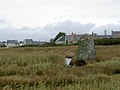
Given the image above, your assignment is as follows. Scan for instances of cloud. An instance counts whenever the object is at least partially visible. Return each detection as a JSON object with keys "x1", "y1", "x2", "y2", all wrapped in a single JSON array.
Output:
[
  {"x1": 118, "y1": 20, "x2": 120, "y2": 23},
  {"x1": 0, "y1": 26, "x2": 46, "y2": 41},
  {"x1": 0, "y1": 20, "x2": 95, "y2": 41},
  {"x1": 0, "y1": 18, "x2": 12, "y2": 28},
  {"x1": 0, "y1": 20, "x2": 120, "y2": 41},
  {"x1": 0, "y1": 19, "x2": 7, "y2": 24},
  {"x1": 94, "y1": 23, "x2": 120, "y2": 35},
  {"x1": 43, "y1": 20, "x2": 95, "y2": 34}
]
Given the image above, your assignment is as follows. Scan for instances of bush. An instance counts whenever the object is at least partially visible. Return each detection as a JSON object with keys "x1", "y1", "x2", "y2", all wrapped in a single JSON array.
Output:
[
  {"x1": 0, "y1": 44, "x2": 6, "y2": 47},
  {"x1": 94, "y1": 38, "x2": 120, "y2": 45}
]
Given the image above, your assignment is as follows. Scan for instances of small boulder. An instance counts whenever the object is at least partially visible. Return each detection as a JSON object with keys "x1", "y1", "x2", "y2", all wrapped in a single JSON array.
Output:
[{"x1": 69, "y1": 58, "x2": 86, "y2": 66}]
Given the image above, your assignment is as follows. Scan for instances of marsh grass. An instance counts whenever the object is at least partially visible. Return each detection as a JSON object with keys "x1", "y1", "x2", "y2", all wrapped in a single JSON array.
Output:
[{"x1": 0, "y1": 46, "x2": 120, "y2": 90}]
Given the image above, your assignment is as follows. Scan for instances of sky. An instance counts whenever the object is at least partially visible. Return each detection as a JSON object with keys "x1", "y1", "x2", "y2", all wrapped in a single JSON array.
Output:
[{"x1": 0, "y1": 0, "x2": 120, "y2": 41}]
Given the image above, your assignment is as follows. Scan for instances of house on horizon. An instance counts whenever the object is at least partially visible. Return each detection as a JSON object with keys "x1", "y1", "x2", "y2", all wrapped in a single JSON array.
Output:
[
  {"x1": 0, "y1": 41, "x2": 6, "y2": 45},
  {"x1": 96, "y1": 30, "x2": 120, "y2": 39},
  {"x1": 23, "y1": 39, "x2": 34, "y2": 45},
  {"x1": 55, "y1": 32, "x2": 97, "y2": 45},
  {"x1": 7, "y1": 40, "x2": 18, "y2": 47},
  {"x1": 0, "y1": 41, "x2": 7, "y2": 47},
  {"x1": 33, "y1": 41, "x2": 46, "y2": 45},
  {"x1": 55, "y1": 33, "x2": 82, "y2": 45},
  {"x1": 23, "y1": 39, "x2": 46, "y2": 45},
  {"x1": 112, "y1": 31, "x2": 120, "y2": 38},
  {"x1": 55, "y1": 30, "x2": 120, "y2": 45}
]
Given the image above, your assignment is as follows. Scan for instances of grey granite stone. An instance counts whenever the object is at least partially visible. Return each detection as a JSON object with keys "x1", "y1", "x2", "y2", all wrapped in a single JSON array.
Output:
[{"x1": 77, "y1": 34, "x2": 96, "y2": 61}]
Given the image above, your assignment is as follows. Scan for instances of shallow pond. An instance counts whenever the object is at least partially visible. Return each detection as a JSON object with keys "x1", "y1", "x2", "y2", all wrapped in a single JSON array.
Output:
[{"x1": 65, "y1": 58, "x2": 72, "y2": 66}]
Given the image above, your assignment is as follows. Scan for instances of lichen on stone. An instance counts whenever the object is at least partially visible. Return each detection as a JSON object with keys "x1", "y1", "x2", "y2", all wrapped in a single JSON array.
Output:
[{"x1": 77, "y1": 34, "x2": 96, "y2": 61}]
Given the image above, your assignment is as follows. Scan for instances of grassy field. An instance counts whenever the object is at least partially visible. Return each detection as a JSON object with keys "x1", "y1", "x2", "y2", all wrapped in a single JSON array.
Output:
[{"x1": 0, "y1": 46, "x2": 120, "y2": 90}]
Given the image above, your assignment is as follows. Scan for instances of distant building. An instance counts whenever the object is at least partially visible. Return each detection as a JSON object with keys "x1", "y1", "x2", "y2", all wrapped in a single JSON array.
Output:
[
  {"x1": 33, "y1": 41, "x2": 46, "y2": 45},
  {"x1": 55, "y1": 30, "x2": 120, "y2": 45},
  {"x1": 92, "y1": 30, "x2": 113, "y2": 39},
  {"x1": 23, "y1": 39, "x2": 46, "y2": 45},
  {"x1": 1, "y1": 41, "x2": 6, "y2": 45},
  {"x1": 112, "y1": 31, "x2": 120, "y2": 38},
  {"x1": 96, "y1": 35, "x2": 113, "y2": 39},
  {"x1": 23, "y1": 39, "x2": 34, "y2": 45},
  {"x1": 55, "y1": 33, "x2": 82, "y2": 45},
  {"x1": 0, "y1": 41, "x2": 7, "y2": 47},
  {"x1": 65, "y1": 34, "x2": 82, "y2": 44},
  {"x1": 96, "y1": 30, "x2": 120, "y2": 39},
  {"x1": 7, "y1": 40, "x2": 18, "y2": 47}
]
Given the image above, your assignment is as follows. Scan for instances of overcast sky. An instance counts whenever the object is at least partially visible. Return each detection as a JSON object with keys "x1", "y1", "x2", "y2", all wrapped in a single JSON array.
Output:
[{"x1": 0, "y1": 0, "x2": 120, "y2": 41}]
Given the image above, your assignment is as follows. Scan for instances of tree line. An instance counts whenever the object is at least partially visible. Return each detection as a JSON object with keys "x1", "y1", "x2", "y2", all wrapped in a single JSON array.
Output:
[{"x1": 94, "y1": 38, "x2": 120, "y2": 45}]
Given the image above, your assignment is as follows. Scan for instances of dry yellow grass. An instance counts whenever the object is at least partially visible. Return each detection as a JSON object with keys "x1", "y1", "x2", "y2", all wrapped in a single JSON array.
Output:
[{"x1": 0, "y1": 45, "x2": 120, "y2": 90}]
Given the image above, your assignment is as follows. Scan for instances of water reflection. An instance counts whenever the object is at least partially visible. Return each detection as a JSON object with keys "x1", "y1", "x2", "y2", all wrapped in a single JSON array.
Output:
[{"x1": 65, "y1": 58, "x2": 72, "y2": 66}]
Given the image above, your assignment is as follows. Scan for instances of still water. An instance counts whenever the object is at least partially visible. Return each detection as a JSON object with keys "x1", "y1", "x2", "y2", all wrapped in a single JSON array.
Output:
[{"x1": 65, "y1": 58, "x2": 72, "y2": 66}]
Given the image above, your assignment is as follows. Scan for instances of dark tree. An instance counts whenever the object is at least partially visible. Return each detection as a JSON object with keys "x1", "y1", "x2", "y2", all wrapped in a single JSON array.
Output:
[{"x1": 53, "y1": 32, "x2": 66, "y2": 42}]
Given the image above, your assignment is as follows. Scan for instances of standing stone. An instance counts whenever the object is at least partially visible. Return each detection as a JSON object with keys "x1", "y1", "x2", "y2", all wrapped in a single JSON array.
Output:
[{"x1": 77, "y1": 34, "x2": 96, "y2": 61}]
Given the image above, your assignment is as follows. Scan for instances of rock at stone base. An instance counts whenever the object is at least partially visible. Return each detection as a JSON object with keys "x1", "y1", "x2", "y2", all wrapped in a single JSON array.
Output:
[
  {"x1": 69, "y1": 59, "x2": 86, "y2": 66},
  {"x1": 77, "y1": 34, "x2": 96, "y2": 61}
]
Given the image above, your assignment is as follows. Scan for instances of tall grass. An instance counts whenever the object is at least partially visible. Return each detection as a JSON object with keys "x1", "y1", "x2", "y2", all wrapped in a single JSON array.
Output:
[{"x1": 0, "y1": 46, "x2": 120, "y2": 90}]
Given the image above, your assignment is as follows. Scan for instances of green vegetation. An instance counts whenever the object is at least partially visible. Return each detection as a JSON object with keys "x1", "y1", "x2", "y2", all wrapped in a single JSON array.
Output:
[
  {"x1": 95, "y1": 38, "x2": 120, "y2": 45},
  {"x1": 0, "y1": 46, "x2": 120, "y2": 90},
  {"x1": 0, "y1": 44, "x2": 6, "y2": 47}
]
